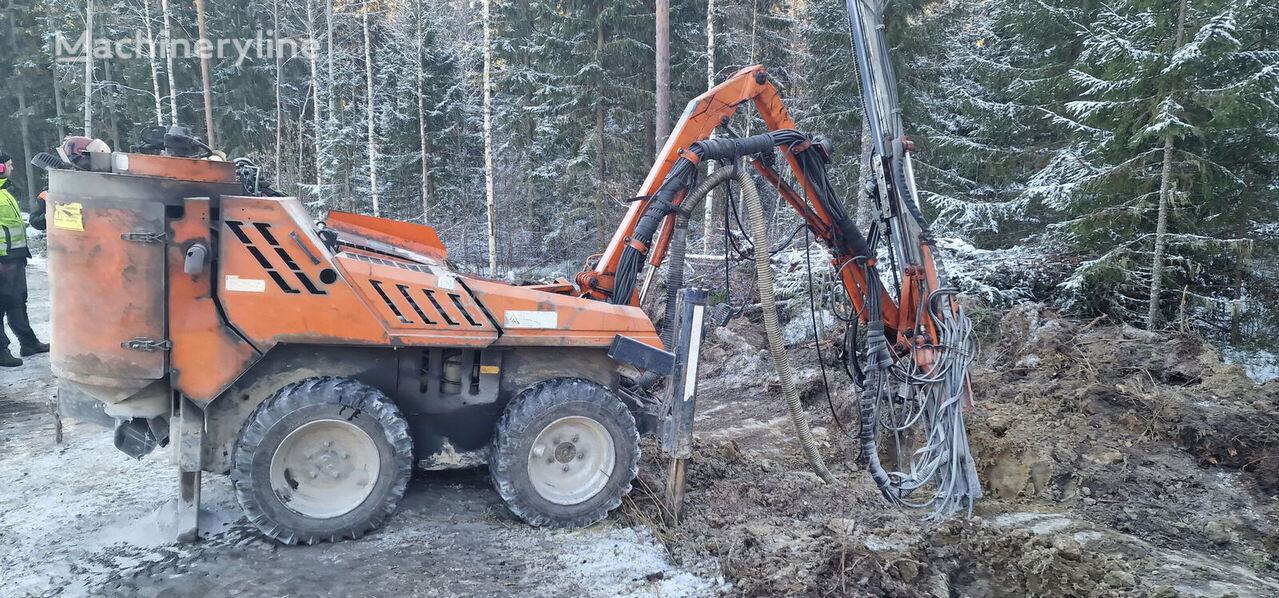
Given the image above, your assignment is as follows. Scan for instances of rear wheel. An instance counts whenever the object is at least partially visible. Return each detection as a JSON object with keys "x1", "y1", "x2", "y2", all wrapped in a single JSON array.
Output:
[
  {"x1": 490, "y1": 378, "x2": 639, "y2": 528},
  {"x1": 231, "y1": 377, "x2": 413, "y2": 544}
]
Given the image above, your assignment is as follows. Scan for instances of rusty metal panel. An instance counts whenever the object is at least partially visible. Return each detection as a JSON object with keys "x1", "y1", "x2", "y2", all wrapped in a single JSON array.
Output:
[
  {"x1": 47, "y1": 194, "x2": 168, "y2": 389},
  {"x1": 460, "y1": 276, "x2": 662, "y2": 349},
  {"x1": 217, "y1": 196, "x2": 390, "y2": 349},
  {"x1": 326, "y1": 210, "x2": 448, "y2": 262},
  {"x1": 168, "y1": 198, "x2": 262, "y2": 404},
  {"x1": 111, "y1": 153, "x2": 237, "y2": 183},
  {"x1": 336, "y1": 254, "x2": 498, "y2": 346}
]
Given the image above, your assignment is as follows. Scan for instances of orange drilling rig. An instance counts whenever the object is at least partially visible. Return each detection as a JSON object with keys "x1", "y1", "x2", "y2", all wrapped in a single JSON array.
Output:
[{"x1": 46, "y1": 1, "x2": 978, "y2": 546}]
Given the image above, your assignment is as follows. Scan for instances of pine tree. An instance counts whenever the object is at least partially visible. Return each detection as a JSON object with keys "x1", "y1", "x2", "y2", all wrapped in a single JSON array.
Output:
[{"x1": 1046, "y1": 0, "x2": 1279, "y2": 325}]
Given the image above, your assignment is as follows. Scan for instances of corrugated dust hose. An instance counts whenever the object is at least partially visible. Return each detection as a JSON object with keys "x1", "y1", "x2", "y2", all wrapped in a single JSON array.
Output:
[{"x1": 735, "y1": 163, "x2": 836, "y2": 483}]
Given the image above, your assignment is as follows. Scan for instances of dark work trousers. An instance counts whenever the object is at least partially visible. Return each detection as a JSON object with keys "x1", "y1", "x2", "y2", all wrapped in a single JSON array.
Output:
[{"x1": 0, "y1": 258, "x2": 39, "y2": 351}]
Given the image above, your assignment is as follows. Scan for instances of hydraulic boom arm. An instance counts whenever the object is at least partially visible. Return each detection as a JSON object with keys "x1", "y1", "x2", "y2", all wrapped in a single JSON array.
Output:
[
  {"x1": 573, "y1": 0, "x2": 981, "y2": 519},
  {"x1": 577, "y1": 65, "x2": 901, "y2": 334}
]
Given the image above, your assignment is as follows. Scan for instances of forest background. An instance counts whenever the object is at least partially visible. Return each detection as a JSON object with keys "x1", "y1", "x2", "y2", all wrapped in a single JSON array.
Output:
[{"x1": 1, "y1": 0, "x2": 1276, "y2": 350}]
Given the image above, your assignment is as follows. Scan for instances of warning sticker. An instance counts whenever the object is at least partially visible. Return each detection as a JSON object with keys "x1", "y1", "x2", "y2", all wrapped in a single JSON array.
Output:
[
  {"x1": 504, "y1": 310, "x2": 558, "y2": 329},
  {"x1": 53, "y1": 203, "x2": 84, "y2": 231},
  {"x1": 479, "y1": 365, "x2": 500, "y2": 375},
  {"x1": 225, "y1": 275, "x2": 267, "y2": 293}
]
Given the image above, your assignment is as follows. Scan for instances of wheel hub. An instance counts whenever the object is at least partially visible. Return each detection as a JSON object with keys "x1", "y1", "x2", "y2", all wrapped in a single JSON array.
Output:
[
  {"x1": 554, "y1": 442, "x2": 577, "y2": 463},
  {"x1": 527, "y1": 416, "x2": 615, "y2": 506},
  {"x1": 270, "y1": 419, "x2": 380, "y2": 519}
]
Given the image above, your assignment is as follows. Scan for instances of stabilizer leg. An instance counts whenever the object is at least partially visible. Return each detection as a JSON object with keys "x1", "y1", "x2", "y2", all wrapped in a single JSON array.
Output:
[
  {"x1": 174, "y1": 396, "x2": 203, "y2": 543},
  {"x1": 661, "y1": 288, "x2": 708, "y2": 524}
]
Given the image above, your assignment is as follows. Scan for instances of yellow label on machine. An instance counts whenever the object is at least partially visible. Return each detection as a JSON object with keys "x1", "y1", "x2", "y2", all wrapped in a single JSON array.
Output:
[
  {"x1": 480, "y1": 365, "x2": 500, "y2": 375},
  {"x1": 53, "y1": 203, "x2": 84, "y2": 231}
]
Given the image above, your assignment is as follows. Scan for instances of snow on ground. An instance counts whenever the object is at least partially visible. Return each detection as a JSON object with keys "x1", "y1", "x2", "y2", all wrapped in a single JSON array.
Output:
[
  {"x1": 1221, "y1": 347, "x2": 1279, "y2": 384},
  {"x1": 0, "y1": 263, "x2": 723, "y2": 597},
  {"x1": 0, "y1": 420, "x2": 187, "y2": 595}
]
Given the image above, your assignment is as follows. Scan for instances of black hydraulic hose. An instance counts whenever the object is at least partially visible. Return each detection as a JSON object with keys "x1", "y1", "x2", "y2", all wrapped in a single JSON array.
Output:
[
  {"x1": 662, "y1": 220, "x2": 687, "y2": 348},
  {"x1": 890, "y1": 138, "x2": 930, "y2": 231},
  {"x1": 613, "y1": 129, "x2": 872, "y2": 304},
  {"x1": 661, "y1": 166, "x2": 737, "y2": 346},
  {"x1": 857, "y1": 261, "x2": 898, "y2": 502},
  {"x1": 612, "y1": 133, "x2": 781, "y2": 305}
]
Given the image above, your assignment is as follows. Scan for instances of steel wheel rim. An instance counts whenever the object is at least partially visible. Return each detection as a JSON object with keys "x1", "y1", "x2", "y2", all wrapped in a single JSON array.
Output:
[
  {"x1": 269, "y1": 419, "x2": 381, "y2": 519},
  {"x1": 526, "y1": 415, "x2": 616, "y2": 506}
]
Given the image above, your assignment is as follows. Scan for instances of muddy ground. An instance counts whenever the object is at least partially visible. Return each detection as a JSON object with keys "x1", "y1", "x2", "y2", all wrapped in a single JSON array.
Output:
[
  {"x1": 621, "y1": 302, "x2": 1279, "y2": 597},
  {"x1": 3, "y1": 262, "x2": 1278, "y2": 597}
]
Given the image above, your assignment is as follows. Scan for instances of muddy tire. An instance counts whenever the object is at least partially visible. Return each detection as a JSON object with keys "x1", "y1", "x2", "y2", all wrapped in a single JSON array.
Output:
[
  {"x1": 231, "y1": 377, "x2": 413, "y2": 544},
  {"x1": 489, "y1": 378, "x2": 639, "y2": 528}
]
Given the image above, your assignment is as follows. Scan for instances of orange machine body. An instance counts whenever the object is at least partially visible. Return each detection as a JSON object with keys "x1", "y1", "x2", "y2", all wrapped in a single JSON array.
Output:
[{"x1": 46, "y1": 152, "x2": 661, "y2": 470}]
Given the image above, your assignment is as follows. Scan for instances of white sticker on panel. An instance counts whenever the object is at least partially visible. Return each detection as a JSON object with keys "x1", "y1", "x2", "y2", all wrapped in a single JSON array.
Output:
[
  {"x1": 225, "y1": 275, "x2": 267, "y2": 293},
  {"x1": 503, "y1": 310, "x2": 558, "y2": 329}
]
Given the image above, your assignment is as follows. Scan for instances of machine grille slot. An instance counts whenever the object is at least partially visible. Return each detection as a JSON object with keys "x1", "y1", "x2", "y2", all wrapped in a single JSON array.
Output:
[
  {"x1": 243, "y1": 245, "x2": 275, "y2": 269},
  {"x1": 266, "y1": 271, "x2": 300, "y2": 294},
  {"x1": 224, "y1": 220, "x2": 253, "y2": 243},
  {"x1": 340, "y1": 251, "x2": 431, "y2": 273},
  {"x1": 398, "y1": 284, "x2": 435, "y2": 324},
  {"x1": 269, "y1": 246, "x2": 326, "y2": 294},
  {"x1": 252, "y1": 222, "x2": 281, "y2": 245},
  {"x1": 448, "y1": 293, "x2": 484, "y2": 327},
  {"x1": 422, "y1": 290, "x2": 459, "y2": 326},
  {"x1": 369, "y1": 279, "x2": 411, "y2": 323},
  {"x1": 224, "y1": 220, "x2": 316, "y2": 294}
]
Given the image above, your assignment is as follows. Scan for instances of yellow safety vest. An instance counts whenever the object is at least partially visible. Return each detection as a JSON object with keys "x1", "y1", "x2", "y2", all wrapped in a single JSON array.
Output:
[{"x1": 0, "y1": 179, "x2": 28, "y2": 258}]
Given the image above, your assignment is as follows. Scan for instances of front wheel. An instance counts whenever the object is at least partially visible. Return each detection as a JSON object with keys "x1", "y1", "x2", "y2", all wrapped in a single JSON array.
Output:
[
  {"x1": 489, "y1": 378, "x2": 640, "y2": 528},
  {"x1": 231, "y1": 377, "x2": 413, "y2": 544}
]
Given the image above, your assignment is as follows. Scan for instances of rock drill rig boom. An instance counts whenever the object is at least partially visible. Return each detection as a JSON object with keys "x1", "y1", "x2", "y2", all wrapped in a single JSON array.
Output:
[{"x1": 563, "y1": 0, "x2": 981, "y2": 517}]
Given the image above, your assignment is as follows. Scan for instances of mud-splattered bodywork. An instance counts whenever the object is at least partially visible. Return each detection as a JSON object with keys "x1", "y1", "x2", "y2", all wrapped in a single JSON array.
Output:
[{"x1": 46, "y1": 152, "x2": 662, "y2": 471}]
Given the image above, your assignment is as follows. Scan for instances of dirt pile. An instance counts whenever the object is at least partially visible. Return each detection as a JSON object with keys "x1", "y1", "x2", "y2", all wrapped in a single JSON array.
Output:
[{"x1": 629, "y1": 303, "x2": 1279, "y2": 596}]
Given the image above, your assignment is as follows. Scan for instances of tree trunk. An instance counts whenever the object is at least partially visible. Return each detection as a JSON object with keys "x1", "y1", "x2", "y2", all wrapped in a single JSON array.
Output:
[
  {"x1": 655, "y1": 0, "x2": 670, "y2": 156},
  {"x1": 702, "y1": 0, "x2": 715, "y2": 254},
  {"x1": 327, "y1": 0, "x2": 336, "y2": 129},
  {"x1": 54, "y1": 67, "x2": 66, "y2": 142},
  {"x1": 9, "y1": 11, "x2": 36, "y2": 205},
  {"x1": 416, "y1": 0, "x2": 432, "y2": 222},
  {"x1": 306, "y1": 0, "x2": 324, "y2": 203},
  {"x1": 362, "y1": 0, "x2": 379, "y2": 216},
  {"x1": 143, "y1": 0, "x2": 163, "y2": 125},
  {"x1": 16, "y1": 81, "x2": 35, "y2": 206},
  {"x1": 83, "y1": 0, "x2": 93, "y2": 136},
  {"x1": 1147, "y1": 137, "x2": 1175, "y2": 330},
  {"x1": 161, "y1": 0, "x2": 178, "y2": 126},
  {"x1": 195, "y1": 0, "x2": 216, "y2": 146},
  {"x1": 744, "y1": 0, "x2": 758, "y2": 136},
  {"x1": 483, "y1": 0, "x2": 497, "y2": 276},
  {"x1": 857, "y1": 114, "x2": 873, "y2": 229},
  {"x1": 595, "y1": 9, "x2": 608, "y2": 247},
  {"x1": 103, "y1": 59, "x2": 120, "y2": 150},
  {"x1": 1147, "y1": 0, "x2": 1190, "y2": 330},
  {"x1": 1230, "y1": 222, "x2": 1247, "y2": 344},
  {"x1": 274, "y1": 0, "x2": 283, "y2": 179}
]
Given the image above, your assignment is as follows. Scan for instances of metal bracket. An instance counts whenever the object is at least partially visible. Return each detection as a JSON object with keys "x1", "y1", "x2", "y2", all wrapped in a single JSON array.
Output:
[
  {"x1": 122, "y1": 338, "x2": 173, "y2": 351},
  {"x1": 608, "y1": 335, "x2": 676, "y2": 377},
  {"x1": 121, "y1": 231, "x2": 168, "y2": 244},
  {"x1": 661, "y1": 287, "x2": 709, "y2": 524},
  {"x1": 661, "y1": 288, "x2": 709, "y2": 459}
]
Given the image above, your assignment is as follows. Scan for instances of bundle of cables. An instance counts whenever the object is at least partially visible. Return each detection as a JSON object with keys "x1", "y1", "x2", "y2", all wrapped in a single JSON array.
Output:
[{"x1": 621, "y1": 127, "x2": 981, "y2": 519}]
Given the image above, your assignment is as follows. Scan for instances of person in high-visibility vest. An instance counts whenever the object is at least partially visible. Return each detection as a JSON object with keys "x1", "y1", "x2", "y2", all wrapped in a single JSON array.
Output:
[{"x1": 0, "y1": 150, "x2": 48, "y2": 367}]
